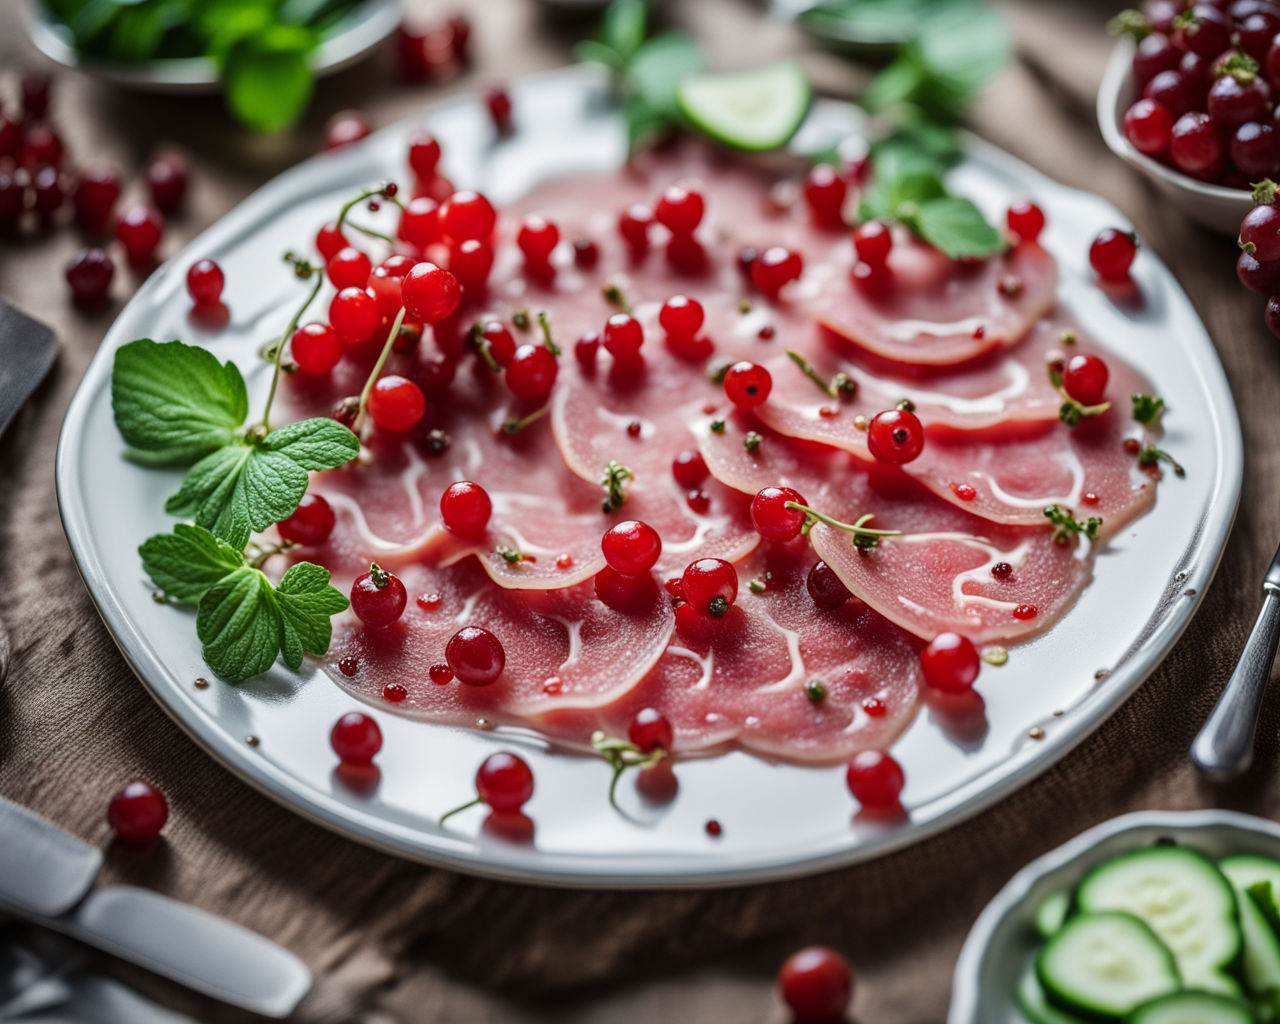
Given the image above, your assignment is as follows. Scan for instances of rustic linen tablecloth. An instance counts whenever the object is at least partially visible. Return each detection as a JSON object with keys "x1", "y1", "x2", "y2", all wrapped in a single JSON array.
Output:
[{"x1": 0, "y1": 0, "x2": 1275, "y2": 1020}]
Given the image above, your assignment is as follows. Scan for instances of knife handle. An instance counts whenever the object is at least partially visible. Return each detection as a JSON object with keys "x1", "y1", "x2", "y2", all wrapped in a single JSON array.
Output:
[{"x1": 1191, "y1": 588, "x2": 1280, "y2": 779}]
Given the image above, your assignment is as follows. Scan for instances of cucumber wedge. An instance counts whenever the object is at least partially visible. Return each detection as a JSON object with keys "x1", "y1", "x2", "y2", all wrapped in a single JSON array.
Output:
[
  {"x1": 1076, "y1": 846, "x2": 1243, "y2": 997},
  {"x1": 1036, "y1": 912, "x2": 1180, "y2": 1020},
  {"x1": 1037, "y1": 891, "x2": 1071, "y2": 940},
  {"x1": 675, "y1": 61, "x2": 811, "y2": 152},
  {"x1": 1128, "y1": 991, "x2": 1256, "y2": 1024},
  {"x1": 1017, "y1": 959, "x2": 1089, "y2": 1024},
  {"x1": 1220, "y1": 856, "x2": 1280, "y2": 1005}
]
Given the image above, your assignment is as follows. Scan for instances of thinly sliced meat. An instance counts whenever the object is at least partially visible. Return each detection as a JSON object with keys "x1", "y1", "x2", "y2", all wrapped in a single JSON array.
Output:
[
  {"x1": 325, "y1": 559, "x2": 674, "y2": 722},
  {"x1": 590, "y1": 543, "x2": 923, "y2": 764},
  {"x1": 693, "y1": 415, "x2": 1094, "y2": 643},
  {"x1": 805, "y1": 233, "x2": 1058, "y2": 370}
]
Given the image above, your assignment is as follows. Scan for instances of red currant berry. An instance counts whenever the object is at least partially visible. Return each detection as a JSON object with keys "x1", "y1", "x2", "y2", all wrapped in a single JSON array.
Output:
[
  {"x1": 602, "y1": 520, "x2": 662, "y2": 576},
  {"x1": 440, "y1": 190, "x2": 496, "y2": 241},
  {"x1": 1169, "y1": 111, "x2": 1225, "y2": 180},
  {"x1": 506, "y1": 343, "x2": 559, "y2": 401},
  {"x1": 21, "y1": 123, "x2": 63, "y2": 170},
  {"x1": 381, "y1": 254, "x2": 418, "y2": 276},
  {"x1": 1242, "y1": 201, "x2": 1280, "y2": 260},
  {"x1": 1124, "y1": 98, "x2": 1175, "y2": 155},
  {"x1": 485, "y1": 85, "x2": 513, "y2": 134},
  {"x1": 323, "y1": 246, "x2": 368, "y2": 292},
  {"x1": 574, "y1": 238, "x2": 599, "y2": 268},
  {"x1": 846, "y1": 749, "x2": 904, "y2": 807},
  {"x1": 277, "y1": 493, "x2": 336, "y2": 546},
  {"x1": 446, "y1": 625, "x2": 505, "y2": 685},
  {"x1": 1007, "y1": 200, "x2": 1046, "y2": 243},
  {"x1": 351, "y1": 564, "x2": 408, "y2": 627},
  {"x1": 921, "y1": 633, "x2": 980, "y2": 692},
  {"x1": 476, "y1": 751, "x2": 532, "y2": 811},
  {"x1": 398, "y1": 196, "x2": 440, "y2": 249},
  {"x1": 146, "y1": 155, "x2": 187, "y2": 215},
  {"x1": 1063, "y1": 354, "x2": 1109, "y2": 406},
  {"x1": 682, "y1": 557, "x2": 738, "y2": 617},
  {"x1": 686, "y1": 489, "x2": 710, "y2": 514},
  {"x1": 449, "y1": 238, "x2": 494, "y2": 289},
  {"x1": 750, "y1": 486, "x2": 807, "y2": 542},
  {"x1": 408, "y1": 131, "x2": 442, "y2": 179},
  {"x1": 316, "y1": 220, "x2": 349, "y2": 261},
  {"x1": 1175, "y1": 5, "x2": 1231, "y2": 58},
  {"x1": 659, "y1": 295, "x2": 704, "y2": 340},
  {"x1": 804, "y1": 163, "x2": 848, "y2": 228},
  {"x1": 595, "y1": 565, "x2": 658, "y2": 613},
  {"x1": 724, "y1": 361, "x2": 772, "y2": 408},
  {"x1": 330, "y1": 712, "x2": 382, "y2": 763},
  {"x1": 291, "y1": 322, "x2": 342, "y2": 374},
  {"x1": 603, "y1": 313, "x2": 644, "y2": 360},
  {"x1": 330, "y1": 286, "x2": 378, "y2": 344},
  {"x1": 778, "y1": 946, "x2": 854, "y2": 1023},
  {"x1": 115, "y1": 204, "x2": 163, "y2": 266},
  {"x1": 992, "y1": 561, "x2": 1013, "y2": 578},
  {"x1": 853, "y1": 220, "x2": 893, "y2": 265},
  {"x1": 655, "y1": 183, "x2": 704, "y2": 235},
  {"x1": 867, "y1": 408, "x2": 925, "y2": 464},
  {"x1": 518, "y1": 214, "x2": 559, "y2": 264},
  {"x1": 575, "y1": 331, "x2": 600, "y2": 369},
  {"x1": 1089, "y1": 229, "x2": 1139, "y2": 280},
  {"x1": 324, "y1": 110, "x2": 371, "y2": 150},
  {"x1": 619, "y1": 203, "x2": 654, "y2": 255},
  {"x1": 629, "y1": 708, "x2": 673, "y2": 752},
  {"x1": 807, "y1": 560, "x2": 852, "y2": 611},
  {"x1": 401, "y1": 262, "x2": 460, "y2": 323},
  {"x1": 751, "y1": 246, "x2": 803, "y2": 297},
  {"x1": 65, "y1": 247, "x2": 114, "y2": 308},
  {"x1": 74, "y1": 164, "x2": 120, "y2": 233},
  {"x1": 440, "y1": 481, "x2": 492, "y2": 538},
  {"x1": 672, "y1": 449, "x2": 708, "y2": 489},
  {"x1": 477, "y1": 320, "x2": 516, "y2": 366},
  {"x1": 368, "y1": 265, "x2": 404, "y2": 323},
  {"x1": 1238, "y1": 250, "x2": 1280, "y2": 294},
  {"x1": 186, "y1": 259, "x2": 224, "y2": 306},
  {"x1": 368, "y1": 374, "x2": 425, "y2": 431},
  {"x1": 108, "y1": 780, "x2": 169, "y2": 845}
]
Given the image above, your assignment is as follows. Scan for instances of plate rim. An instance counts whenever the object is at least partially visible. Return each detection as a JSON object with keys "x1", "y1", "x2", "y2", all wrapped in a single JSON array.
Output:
[{"x1": 54, "y1": 65, "x2": 1245, "y2": 888}]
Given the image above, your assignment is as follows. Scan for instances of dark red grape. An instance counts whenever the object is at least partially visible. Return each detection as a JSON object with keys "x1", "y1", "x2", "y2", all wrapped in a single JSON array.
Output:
[
  {"x1": 1134, "y1": 31, "x2": 1182, "y2": 87},
  {"x1": 1238, "y1": 250, "x2": 1280, "y2": 293},
  {"x1": 1170, "y1": 111, "x2": 1227, "y2": 179},
  {"x1": 1232, "y1": 121, "x2": 1280, "y2": 175},
  {"x1": 1144, "y1": 69, "x2": 1195, "y2": 116}
]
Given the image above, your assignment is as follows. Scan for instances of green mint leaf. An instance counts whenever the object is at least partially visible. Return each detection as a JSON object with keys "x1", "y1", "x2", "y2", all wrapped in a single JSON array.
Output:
[
  {"x1": 602, "y1": 0, "x2": 646, "y2": 60},
  {"x1": 196, "y1": 567, "x2": 283, "y2": 683},
  {"x1": 165, "y1": 443, "x2": 255, "y2": 549},
  {"x1": 573, "y1": 39, "x2": 625, "y2": 71},
  {"x1": 274, "y1": 561, "x2": 349, "y2": 670},
  {"x1": 915, "y1": 4, "x2": 1008, "y2": 100},
  {"x1": 860, "y1": 165, "x2": 946, "y2": 223},
  {"x1": 860, "y1": 53, "x2": 928, "y2": 114},
  {"x1": 139, "y1": 523, "x2": 246, "y2": 604},
  {"x1": 627, "y1": 32, "x2": 705, "y2": 116},
  {"x1": 112, "y1": 339, "x2": 249, "y2": 467},
  {"x1": 260, "y1": 416, "x2": 359, "y2": 470},
  {"x1": 908, "y1": 196, "x2": 1006, "y2": 259},
  {"x1": 222, "y1": 24, "x2": 316, "y2": 133}
]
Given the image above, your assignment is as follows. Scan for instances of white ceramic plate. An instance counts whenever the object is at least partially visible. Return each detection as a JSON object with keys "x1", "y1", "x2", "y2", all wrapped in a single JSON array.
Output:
[
  {"x1": 27, "y1": 0, "x2": 402, "y2": 95},
  {"x1": 56, "y1": 66, "x2": 1242, "y2": 887},
  {"x1": 947, "y1": 809, "x2": 1280, "y2": 1023}
]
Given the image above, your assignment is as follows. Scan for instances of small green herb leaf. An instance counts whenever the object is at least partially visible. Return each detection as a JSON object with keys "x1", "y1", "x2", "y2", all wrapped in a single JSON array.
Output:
[
  {"x1": 275, "y1": 561, "x2": 349, "y2": 671},
  {"x1": 260, "y1": 415, "x2": 360, "y2": 470},
  {"x1": 197, "y1": 567, "x2": 283, "y2": 683},
  {"x1": 1131, "y1": 393, "x2": 1165, "y2": 426},
  {"x1": 905, "y1": 196, "x2": 1006, "y2": 259},
  {"x1": 1043, "y1": 504, "x2": 1101, "y2": 543},
  {"x1": 139, "y1": 523, "x2": 246, "y2": 604}
]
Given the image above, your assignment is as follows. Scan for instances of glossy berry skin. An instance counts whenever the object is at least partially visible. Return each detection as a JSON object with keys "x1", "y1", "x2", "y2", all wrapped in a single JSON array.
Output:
[
  {"x1": 778, "y1": 946, "x2": 854, "y2": 1023},
  {"x1": 1237, "y1": 250, "x2": 1280, "y2": 294},
  {"x1": 1133, "y1": 31, "x2": 1181, "y2": 88},
  {"x1": 659, "y1": 295, "x2": 704, "y2": 340},
  {"x1": 327, "y1": 246, "x2": 371, "y2": 290},
  {"x1": 316, "y1": 220, "x2": 349, "y2": 261},
  {"x1": 351, "y1": 566, "x2": 407, "y2": 628},
  {"x1": 672, "y1": 449, "x2": 708, "y2": 489},
  {"x1": 476, "y1": 752, "x2": 533, "y2": 811},
  {"x1": 751, "y1": 246, "x2": 803, "y2": 297},
  {"x1": 448, "y1": 238, "x2": 494, "y2": 289},
  {"x1": 330, "y1": 287, "x2": 378, "y2": 344},
  {"x1": 655, "y1": 184, "x2": 704, "y2": 235},
  {"x1": 291, "y1": 322, "x2": 342, "y2": 374},
  {"x1": 330, "y1": 712, "x2": 382, "y2": 764},
  {"x1": 1241, "y1": 202, "x2": 1280, "y2": 260},
  {"x1": 324, "y1": 111, "x2": 372, "y2": 150},
  {"x1": 186, "y1": 259, "x2": 224, "y2": 305},
  {"x1": 1089, "y1": 229, "x2": 1139, "y2": 280},
  {"x1": 446, "y1": 626, "x2": 506, "y2": 685},
  {"x1": 439, "y1": 190, "x2": 496, "y2": 241},
  {"x1": 603, "y1": 314, "x2": 644, "y2": 360},
  {"x1": 808, "y1": 560, "x2": 853, "y2": 611},
  {"x1": 478, "y1": 320, "x2": 516, "y2": 366},
  {"x1": 619, "y1": 203, "x2": 654, "y2": 255},
  {"x1": 1208, "y1": 72, "x2": 1271, "y2": 129},
  {"x1": 401, "y1": 262, "x2": 460, "y2": 324},
  {"x1": 381, "y1": 254, "x2": 418, "y2": 276},
  {"x1": 724, "y1": 361, "x2": 772, "y2": 408},
  {"x1": 574, "y1": 238, "x2": 599, "y2": 268},
  {"x1": 277, "y1": 493, "x2": 336, "y2": 546},
  {"x1": 440, "y1": 481, "x2": 492, "y2": 538},
  {"x1": 921, "y1": 633, "x2": 980, "y2": 693},
  {"x1": 1143, "y1": 69, "x2": 1193, "y2": 118},
  {"x1": 31, "y1": 166, "x2": 62, "y2": 218},
  {"x1": 854, "y1": 220, "x2": 892, "y2": 265},
  {"x1": 1169, "y1": 111, "x2": 1225, "y2": 179},
  {"x1": 1232, "y1": 122, "x2": 1279, "y2": 177},
  {"x1": 682, "y1": 558, "x2": 738, "y2": 617},
  {"x1": 368, "y1": 374, "x2": 426, "y2": 431},
  {"x1": 804, "y1": 164, "x2": 848, "y2": 228},
  {"x1": 486, "y1": 86, "x2": 513, "y2": 134},
  {"x1": 22, "y1": 124, "x2": 63, "y2": 170},
  {"x1": 1175, "y1": 5, "x2": 1231, "y2": 58},
  {"x1": 751, "y1": 487, "x2": 807, "y2": 542},
  {"x1": 108, "y1": 781, "x2": 169, "y2": 845},
  {"x1": 66, "y1": 247, "x2": 114, "y2": 308},
  {"x1": 1062, "y1": 354, "x2": 1109, "y2": 406},
  {"x1": 1124, "y1": 99, "x2": 1174, "y2": 155},
  {"x1": 1241, "y1": 10, "x2": 1280, "y2": 62},
  {"x1": 115, "y1": 205, "x2": 163, "y2": 265},
  {"x1": 602, "y1": 520, "x2": 662, "y2": 576},
  {"x1": 846, "y1": 749, "x2": 905, "y2": 807},
  {"x1": 1266, "y1": 294, "x2": 1280, "y2": 339},
  {"x1": 866, "y1": 409, "x2": 924, "y2": 464},
  {"x1": 506, "y1": 343, "x2": 558, "y2": 401},
  {"x1": 629, "y1": 708, "x2": 673, "y2": 753},
  {"x1": 1006, "y1": 200, "x2": 1046, "y2": 243},
  {"x1": 74, "y1": 164, "x2": 120, "y2": 233},
  {"x1": 408, "y1": 131, "x2": 442, "y2": 178},
  {"x1": 518, "y1": 215, "x2": 559, "y2": 264},
  {"x1": 575, "y1": 331, "x2": 600, "y2": 369},
  {"x1": 146, "y1": 155, "x2": 187, "y2": 215},
  {"x1": 368, "y1": 266, "x2": 405, "y2": 325}
]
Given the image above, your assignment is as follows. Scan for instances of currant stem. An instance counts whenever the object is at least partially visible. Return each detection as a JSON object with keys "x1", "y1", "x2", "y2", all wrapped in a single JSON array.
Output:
[
  {"x1": 602, "y1": 284, "x2": 632, "y2": 315},
  {"x1": 537, "y1": 311, "x2": 561, "y2": 356},
  {"x1": 439, "y1": 795, "x2": 483, "y2": 826},
  {"x1": 344, "y1": 220, "x2": 396, "y2": 245},
  {"x1": 249, "y1": 540, "x2": 297, "y2": 569},
  {"x1": 786, "y1": 349, "x2": 844, "y2": 399},
  {"x1": 502, "y1": 405, "x2": 549, "y2": 435},
  {"x1": 354, "y1": 305, "x2": 408, "y2": 434},
  {"x1": 260, "y1": 268, "x2": 324, "y2": 429},
  {"x1": 336, "y1": 183, "x2": 394, "y2": 234},
  {"x1": 785, "y1": 502, "x2": 902, "y2": 541}
]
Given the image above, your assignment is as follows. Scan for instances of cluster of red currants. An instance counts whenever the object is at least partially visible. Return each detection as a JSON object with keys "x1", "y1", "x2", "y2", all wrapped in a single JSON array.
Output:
[
  {"x1": 1120, "y1": 0, "x2": 1280, "y2": 185},
  {"x1": 1235, "y1": 178, "x2": 1280, "y2": 333},
  {"x1": 394, "y1": 12, "x2": 471, "y2": 84}
]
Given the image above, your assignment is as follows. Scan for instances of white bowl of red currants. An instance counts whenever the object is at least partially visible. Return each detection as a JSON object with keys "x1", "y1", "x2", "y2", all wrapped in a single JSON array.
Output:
[{"x1": 1095, "y1": 0, "x2": 1280, "y2": 236}]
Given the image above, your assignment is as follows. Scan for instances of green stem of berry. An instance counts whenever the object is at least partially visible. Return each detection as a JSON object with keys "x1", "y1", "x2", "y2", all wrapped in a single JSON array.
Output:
[
  {"x1": 248, "y1": 539, "x2": 297, "y2": 569},
  {"x1": 354, "y1": 306, "x2": 408, "y2": 434},
  {"x1": 785, "y1": 502, "x2": 902, "y2": 550},
  {"x1": 537, "y1": 311, "x2": 561, "y2": 356},
  {"x1": 344, "y1": 220, "x2": 396, "y2": 245},
  {"x1": 602, "y1": 284, "x2": 632, "y2": 315},
  {"x1": 785, "y1": 349, "x2": 856, "y2": 400},
  {"x1": 591, "y1": 731, "x2": 664, "y2": 812},
  {"x1": 439, "y1": 796, "x2": 483, "y2": 825},
  {"x1": 260, "y1": 263, "x2": 324, "y2": 429},
  {"x1": 336, "y1": 182, "x2": 396, "y2": 234},
  {"x1": 502, "y1": 405, "x2": 549, "y2": 435}
]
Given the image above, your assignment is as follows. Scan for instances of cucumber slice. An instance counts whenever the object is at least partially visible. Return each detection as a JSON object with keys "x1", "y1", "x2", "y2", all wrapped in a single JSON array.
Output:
[
  {"x1": 1127, "y1": 991, "x2": 1256, "y2": 1024},
  {"x1": 1221, "y1": 856, "x2": 1280, "y2": 1003},
  {"x1": 1018, "y1": 960, "x2": 1089, "y2": 1024},
  {"x1": 1037, "y1": 891, "x2": 1071, "y2": 939},
  {"x1": 1036, "y1": 912, "x2": 1180, "y2": 1020},
  {"x1": 1076, "y1": 846, "x2": 1242, "y2": 997},
  {"x1": 675, "y1": 61, "x2": 811, "y2": 152}
]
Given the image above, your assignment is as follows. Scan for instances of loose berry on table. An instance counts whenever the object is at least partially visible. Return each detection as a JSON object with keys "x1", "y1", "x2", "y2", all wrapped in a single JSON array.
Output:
[
  {"x1": 1089, "y1": 228, "x2": 1138, "y2": 280},
  {"x1": 108, "y1": 780, "x2": 169, "y2": 845},
  {"x1": 659, "y1": 295, "x2": 704, "y2": 341},
  {"x1": 603, "y1": 313, "x2": 644, "y2": 360},
  {"x1": 601, "y1": 520, "x2": 662, "y2": 576},
  {"x1": 846, "y1": 749, "x2": 904, "y2": 807},
  {"x1": 619, "y1": 203, "x2": 655, "y2": 256},
  {"x1": 804, "y1": 163, "x2": 848, "y2": 228},
  {"x1": 440, "y1": 481, "x2": 492, "y2": 537},
  {"x1": 330, "y1": 712, "x2": 382, "y2": 763},
  {"x1": 672, "y1": 449, "x2": 708, "y2": 489},
  {"x1": 518, "y1": 214, "x2": 559, "y2": 267},
  {"x1": 750, "y1": 246, "x2": 803, "y2": 297},
  {"x1": 750, "y1": 486, "x2": 807, "y2": 542},
  {"x1": 408, "y1": 131, "x2": 442, "y2": 179},
  {"x1": 66, "y1": 247, "x2": 114, "y2": 307},
  {"x1": 778, "y1": 946, "x2": 854, "y2": 1023},
  {"x1": 186, "y1": 259, "x2": 224, "y2": 306},
  {"x1": 476, "y1": 751, "x2": 533, "y2": 811},
  {"x1": 575, "y1": 331, "x2": 601, "y2": 369},
  {"x1": 866, "y1": 408, "x2": 924, "y2": 464},
  {"x1": 485, "y1": 85, "x2": 513, "y2": 134},
  {"x1": 446, "y1": 625, "x2": 506, "y2": 685},
  {"x1": 853, "y1": 220, "x2": 892, "y2": 265},
  {"x1": 1007, "y1": 200, "x2": 1046, "y2": 243},
  {"x1": 115, "y1": 204, "x2": 164, "y2": 265},
  {"x1": 351, "y1": 564, "x2": 408, "y2": 627},
  {"x1": 277, "y1": 493, "x2": 335, "y2": 546},
  {"x1": 146, "y1": 155, "x2": 188, "y2": 214},
  {"x1": 477, "y1": 320, "x2": 516, "y2": 366},
  {"x1": 73, "y1": 164, "x2": 120, "y2": 234},
  {"x1": 655, "y1": 183, "x2": 704, "y2": 235}
]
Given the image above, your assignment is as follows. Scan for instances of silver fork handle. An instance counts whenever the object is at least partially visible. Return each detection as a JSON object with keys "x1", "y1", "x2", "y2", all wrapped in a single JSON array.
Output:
[{"x1": 1191, "y1": 588, "x2": 1280, "y2": 779}]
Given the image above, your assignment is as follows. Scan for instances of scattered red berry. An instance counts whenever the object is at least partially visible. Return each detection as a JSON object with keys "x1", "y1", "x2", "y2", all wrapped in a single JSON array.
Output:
[
  {"x1": 324, "y1": 111, "x2": 372, "y2": 150},
  {"x1": 277, "y1": 493, "x2": 336, "y2": 546},
  {"x1": 853, "y1": 220, "x2": 892, "y2": 265},
  {"x1": 408, "y1": 131, "x2": 442, "y2": 178},
  {"x1": 602, "y1": 520, "x2": 662, "y2": 576},
  {"x1": 477, "y1": 320, "x2": 516, "y2": 366},
  {"x1": 1089, "y1": 229, "x2": 1139, "y2": 281},
  {"x1": 603, "y1": 313, "x2": 644, "y2": 360},
  {"x1": 686, "y1": 489, "x2": 711, "y2": 514},
  {"x1": 327, "y1": 246, "x2": 372, "y2": 290},
  {"x1": 440, "y1": 481, "x2": 492, "y2": 538},
  {"x1": 506, "y1": 343, "x2": 559, "y2": 401},
  {"x1": 485, "y1": 85, "x2": 513, "y2": 134},
  {"x1": 74, "y1": 164, "x2": 120, "y2": 233},
  {"x1": 1007, "y1": 200, "x2": 1046, "y2": 243},
  {"x1": 331, "y1": 712, "x2": 382, "y2": 763},
  {"x1": 401, "y1": 262, "x2": 460, "y2": 323},
  {"x1": 751, "y1": 246, "x2": 803, "y2": 297},
  {"x1": 575, "y1": 331, "x2": 600, "y2": 369},
  {"x1": 65, "y1": 247, "x2": 114, "y2": 307},
  {"x1": 398, "y1": 196, "x2": 440, "y2": 248},
  {"x1": 846, "y1": 749, "x2": 904, "y2": 807},
  {"x1": 921, "y1": 633, "x2": 980, "y2": 692},
  {"x1": 629, "y1": 707, "x2": 673, "y2": 752},
  {"x1": 807, "y1": 560, "x2": 852, "y2": 611},
  {"x1": 724, "y1": 361, "x2": 772, "y2": 408},
  {"x1": 330, "y1": 286, "x2": 378, "y2": 344},
  {"x1": 574, "y1": 238, "x2": 599, "y2": 268},
  {"x1": 449, "y1": 238, "x2": 494, "y2": 289},
  {"x1": 316, "y1": 220, "x2": 349, "y2": 261},
  {"x1": 146, "y1": 155, "x2": 187, "y2": 215},
  {"x1": 368, "y1": 375, "x2": 425, "y2": 431},
  {"x1": 705, "y1": 819, "x2": 722, "y2": 836},
  {"x1": 440, "y1": 190, "x2": 496, "y2": 241},
  {"x1": 655, "y1": 183, "x2": 704, "y2": 235},
  {"x1": 291, "y1": 322, "x2": 342, "y2": 374},
  {"x1": 351, "y1": 564, "x2": 408, "y2": 628},
  {"x1": 804, "y1": 163, "x2": 848, "y2": 228},
  {"x1": 108, "y1": 780, "x2": 169, "y2": 845},
  {"x1": 476, "y1": 751, "x2": 533, "y2": 811},
  {"x1": 619, "y1": 203, "x2": 655, "y2": 255},
  {"x1": 1062, "y1": 354, "x2": 1109, "y2": 406},
  {"x1": 672, "y1": 449, "x2": 708, "y2": 489},
  {"x1": 446, "y1": 625, "x2": 506, "y2": 685},
  {"x1": 682, "y1": 557, "x2": 738, "y2": 617},
  {"x1": 115, "y1": 204, "x2": 163, "y2": 265},
  {"x1": 779, "y1": 946, "x2": 854, "y2": 1023},
  {"x1": 750, "y1": 486, "x2": 807, "y2": 542},
  {"x1": 186, "y1": 259, "x2": 224, "y2": 306},
  {"x1": 659, "y1": 295, "x2": 704, "y2": 341},
  {"x1": 866, "y1": 409, "x2": 924, "y2": 464}
]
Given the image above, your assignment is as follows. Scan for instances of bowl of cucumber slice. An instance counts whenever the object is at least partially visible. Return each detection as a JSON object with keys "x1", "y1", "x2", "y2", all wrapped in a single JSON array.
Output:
[{"x1": 948, "y1": 810, "x2": 1280, "y2": 1024}]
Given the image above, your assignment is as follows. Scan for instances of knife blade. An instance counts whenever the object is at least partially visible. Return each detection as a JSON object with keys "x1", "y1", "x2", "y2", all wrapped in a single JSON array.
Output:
[
  {"x1": 0, "y1": 799, "x2": 312, "y2": 1017},
  {"x1": 0, "y1": 299, "x2": 58, "y2": 440}
]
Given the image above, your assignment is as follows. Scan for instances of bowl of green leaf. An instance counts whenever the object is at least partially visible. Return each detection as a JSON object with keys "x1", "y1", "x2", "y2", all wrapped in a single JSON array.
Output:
[{"x1": 29, "y1": 0, "x2": 401, "y2": 131}]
